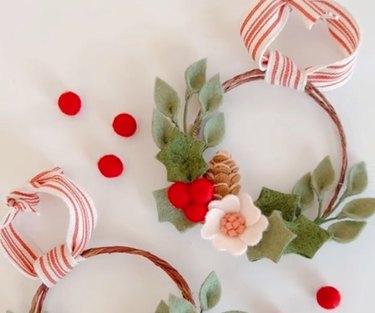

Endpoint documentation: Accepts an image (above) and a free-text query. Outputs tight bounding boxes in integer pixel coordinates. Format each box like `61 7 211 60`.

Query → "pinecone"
204 151 241 200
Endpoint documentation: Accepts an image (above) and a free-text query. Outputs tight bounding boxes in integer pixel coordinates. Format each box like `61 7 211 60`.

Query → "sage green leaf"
344 162 368 197
292 173 314 209
328 220 366 243
155 300 170 313
168 295 196 313
185 59 207 94
152 110 178 148
255 187 300 222
199 271 221 310
285 215 331 258
153 188 195 232
198 74 223 115
311 156 335 194
155 77 180 119
338 198 375 220
247 211 296 263
203 113 225 148
156 131 208 182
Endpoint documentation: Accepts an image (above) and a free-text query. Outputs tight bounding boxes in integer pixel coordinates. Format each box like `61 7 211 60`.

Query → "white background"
0 0 374 312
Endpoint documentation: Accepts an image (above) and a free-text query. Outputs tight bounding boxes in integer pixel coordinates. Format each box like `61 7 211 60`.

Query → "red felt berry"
98 154 124 178
191 178 214 204
167 182 191 209
58 91 82 116
316 286 341 310
183 203 208 223
112 113 137 137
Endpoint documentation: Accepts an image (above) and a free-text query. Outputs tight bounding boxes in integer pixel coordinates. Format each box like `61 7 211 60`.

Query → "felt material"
292 172 314 209
328 220 366 243
316 286 341 310
239 194 261 226
185 58 207 94
198 74 223 115
154 77 180 120
155 300 170 313
168 294 195 313
212 233 248 256
208 194 240 213
167 182 191 209
239 216 268 246
311 156 335 194
338 198 375 220
112 113 137 137
199 271 221 311
97 154 124 178
58 91 81 116
343 162 368 197
203 112 225 148
191 178 214 204
152 109 179 149
201 209 225 239
183 203 208 223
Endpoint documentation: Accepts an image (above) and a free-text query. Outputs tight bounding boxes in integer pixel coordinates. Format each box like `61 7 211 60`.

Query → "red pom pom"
167 182 191 209
191 178 214 204
112 113 137 137
184 203 208 223
58 91 81 116
316 286 341 310
98 154 124 178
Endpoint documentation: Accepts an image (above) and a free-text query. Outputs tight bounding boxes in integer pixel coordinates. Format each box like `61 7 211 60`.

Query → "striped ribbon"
0 167 97 287
241 0 361 91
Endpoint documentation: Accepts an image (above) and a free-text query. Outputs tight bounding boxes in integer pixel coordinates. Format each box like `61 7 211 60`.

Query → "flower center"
220 212 246 237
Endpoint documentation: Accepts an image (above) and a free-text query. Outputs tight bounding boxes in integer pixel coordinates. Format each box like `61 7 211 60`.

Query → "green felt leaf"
328 220 366 243
156 131 208 182
285 215 331 258
155 77 180 120
255 187 300 222
344 162 368 197
152 110 178 148
203 113 225 148
155 300 170 313
247 211 297 263
338 198 375 220
153 188 195 232
311 156 335 194
198 74 223 115
185 59 207 94
292 172 314 209
169 295 196 313
199 271 221 311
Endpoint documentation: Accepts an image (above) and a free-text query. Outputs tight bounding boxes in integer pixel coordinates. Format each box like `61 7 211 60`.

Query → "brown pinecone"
204 151 241 200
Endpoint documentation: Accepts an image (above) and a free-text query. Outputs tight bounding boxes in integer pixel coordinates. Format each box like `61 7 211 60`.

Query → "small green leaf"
203 113 225 148
292 173 314 209
168 295 196 313
155 300 170 313
199 271 221 310
185 59 207 94
344 162 368 197
153 188 195 232
338 198 375 220
152 110 178 148
328 220 367 243
155 78 180 119
198 74 223 115
311 156 335 194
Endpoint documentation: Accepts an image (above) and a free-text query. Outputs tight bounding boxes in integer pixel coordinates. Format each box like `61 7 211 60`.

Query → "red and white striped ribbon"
241 0 361 91
0 167 97 287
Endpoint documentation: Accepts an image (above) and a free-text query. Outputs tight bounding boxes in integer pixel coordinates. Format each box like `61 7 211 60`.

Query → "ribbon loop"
6 191 40 214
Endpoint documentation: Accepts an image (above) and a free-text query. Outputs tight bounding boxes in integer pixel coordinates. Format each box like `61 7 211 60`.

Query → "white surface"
0 0 374 312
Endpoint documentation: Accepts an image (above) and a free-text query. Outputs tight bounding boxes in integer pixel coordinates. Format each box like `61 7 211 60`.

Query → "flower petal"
201 209 225 240
239 215 269 246
208 194 240 213
212 234 248 256
239 193 261 226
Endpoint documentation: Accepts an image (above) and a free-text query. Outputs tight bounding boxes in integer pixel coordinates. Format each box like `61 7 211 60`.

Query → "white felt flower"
201 194 269 256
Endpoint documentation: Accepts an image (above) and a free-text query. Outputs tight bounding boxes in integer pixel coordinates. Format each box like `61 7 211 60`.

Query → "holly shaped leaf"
343 162 368 197
168 295 196 313
328 221 367 243
338 198 375 220
292 172 314 209
155 300 170 313
199 271 221 311
185 59 207 94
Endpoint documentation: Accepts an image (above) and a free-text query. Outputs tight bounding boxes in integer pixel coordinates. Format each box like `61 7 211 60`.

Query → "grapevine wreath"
152 0 375 262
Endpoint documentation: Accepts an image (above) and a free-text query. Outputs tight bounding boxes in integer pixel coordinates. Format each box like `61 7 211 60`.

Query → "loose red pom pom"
58 91 82 116
316 286 341 310
112 113 137 137
183 203 208 223
167 182 191 209
191 178 214 204
98 154 124 178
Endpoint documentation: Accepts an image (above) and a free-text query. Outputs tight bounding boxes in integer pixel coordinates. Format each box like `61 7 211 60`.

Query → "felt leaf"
155 78 180 119
292 173 314 209
247 211 297 263
199 271 221 310
285 215 331 258
311 156 335 194
344 162 368 197
155 300 170 313
185 59 207 94
338 198 375 220
157 131 208 182
199 74 223 115
168 295 196 313
152 110 178 148
328 221 366 243
153 188 195 232
255 187 300 222
203 113 225 148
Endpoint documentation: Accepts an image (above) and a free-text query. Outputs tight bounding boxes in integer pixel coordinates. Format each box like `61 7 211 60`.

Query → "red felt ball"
112 113 137 137
316 286 341 310
190 178 214 204
167 182 191 209
58 91 82 116
183 203 208 223
98 154 124 178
